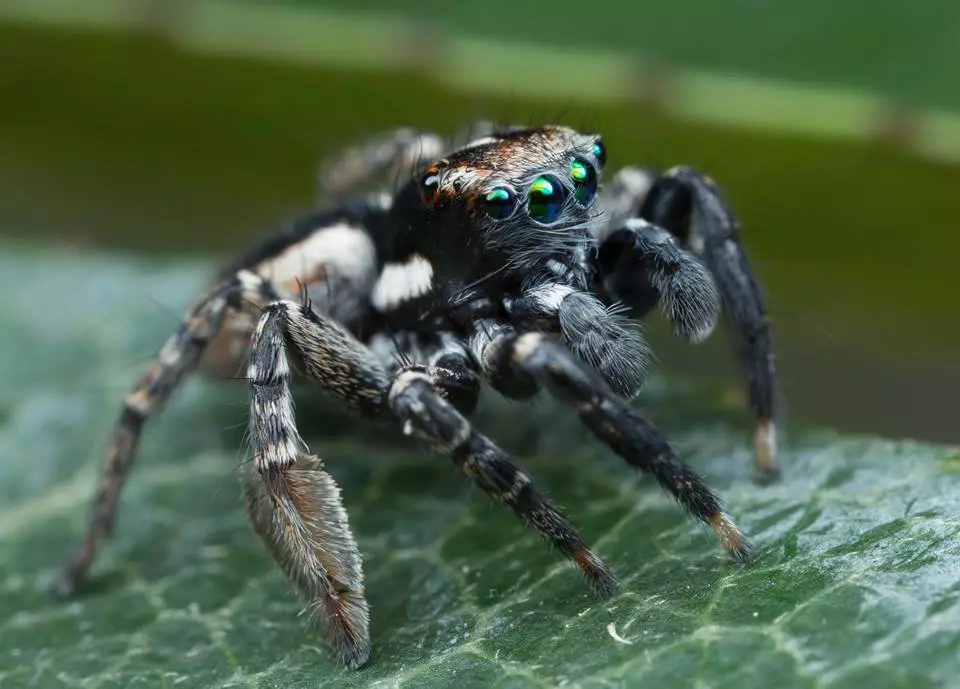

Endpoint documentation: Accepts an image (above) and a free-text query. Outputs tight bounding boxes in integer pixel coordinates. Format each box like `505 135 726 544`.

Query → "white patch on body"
236 269 262 292
616 167 654 200
256 223 378 290
371 254 434 311
254 222 379 323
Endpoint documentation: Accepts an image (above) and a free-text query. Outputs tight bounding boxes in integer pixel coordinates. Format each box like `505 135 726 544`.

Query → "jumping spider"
52 123 777 669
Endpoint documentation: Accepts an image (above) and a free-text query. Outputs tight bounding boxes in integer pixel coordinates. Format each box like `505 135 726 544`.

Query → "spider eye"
592 139 607 168
481 186 517 220
420 169 440 204
570 158 598 206
527 175 565 224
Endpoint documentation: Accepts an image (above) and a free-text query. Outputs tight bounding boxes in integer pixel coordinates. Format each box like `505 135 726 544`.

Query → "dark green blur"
240 0 960 110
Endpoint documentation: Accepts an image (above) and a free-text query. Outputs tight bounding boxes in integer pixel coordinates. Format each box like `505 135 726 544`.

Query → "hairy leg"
242 454 368 668
388 367 618 596
317 127 447 201
596 217 721 343
596 166 657 241
504 283 651 399
52 271 278 597
245 300 388 668
472 321 751 561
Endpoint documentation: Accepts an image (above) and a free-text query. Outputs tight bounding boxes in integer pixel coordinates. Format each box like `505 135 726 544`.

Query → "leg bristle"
312 588 372 670
572 545 619 598
708 513 752 563
243 458 371 669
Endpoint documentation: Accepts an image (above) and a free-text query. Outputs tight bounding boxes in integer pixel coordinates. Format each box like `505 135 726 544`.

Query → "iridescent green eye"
571 160 588 182
592 139 607 168
527 175 565 224
481 186 517 220
570 157 598 206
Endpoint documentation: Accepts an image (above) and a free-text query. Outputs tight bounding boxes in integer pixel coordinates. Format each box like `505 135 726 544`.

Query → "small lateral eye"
592 139 607 168
570 158 598 206
527 175 565 224
481 186 517 220
420 169 441 204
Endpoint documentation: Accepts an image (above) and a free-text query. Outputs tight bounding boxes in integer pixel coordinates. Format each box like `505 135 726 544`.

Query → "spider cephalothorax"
52 122 778 669
407 126 603 265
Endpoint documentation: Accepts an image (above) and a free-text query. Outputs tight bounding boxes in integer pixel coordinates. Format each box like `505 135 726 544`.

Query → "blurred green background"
1 1 957 445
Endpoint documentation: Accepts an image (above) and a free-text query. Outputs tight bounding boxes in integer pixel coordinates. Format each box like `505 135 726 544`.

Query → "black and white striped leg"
473 323 751 562
388 368 618 596
596 217 721 342
242 454 369 669
52 271 278 598
640 166 778 480
245 300 389 668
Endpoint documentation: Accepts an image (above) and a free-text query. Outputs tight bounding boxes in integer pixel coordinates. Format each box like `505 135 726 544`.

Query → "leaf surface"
1 250 958 688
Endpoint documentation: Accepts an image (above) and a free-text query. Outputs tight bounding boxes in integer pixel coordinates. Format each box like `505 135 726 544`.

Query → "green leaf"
1 249 958 689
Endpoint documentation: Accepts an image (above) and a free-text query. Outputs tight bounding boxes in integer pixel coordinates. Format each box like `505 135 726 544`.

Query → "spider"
51 123 777 669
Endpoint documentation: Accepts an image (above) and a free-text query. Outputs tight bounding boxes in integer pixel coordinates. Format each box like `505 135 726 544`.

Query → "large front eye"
481 186 518 220
527 175 565 224
570 158 598 206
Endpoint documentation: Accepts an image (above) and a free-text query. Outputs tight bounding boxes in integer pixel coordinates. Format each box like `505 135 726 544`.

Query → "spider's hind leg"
52 271 279 597
640 167 778 480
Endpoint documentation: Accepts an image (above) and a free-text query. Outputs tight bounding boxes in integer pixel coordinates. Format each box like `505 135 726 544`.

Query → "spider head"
395 126 607 284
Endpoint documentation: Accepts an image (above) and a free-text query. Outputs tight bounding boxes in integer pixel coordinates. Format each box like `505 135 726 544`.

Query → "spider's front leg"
52 270 279 597
600 166 779 480
472 321 751 562
244 302 379 668
246 299 617 668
